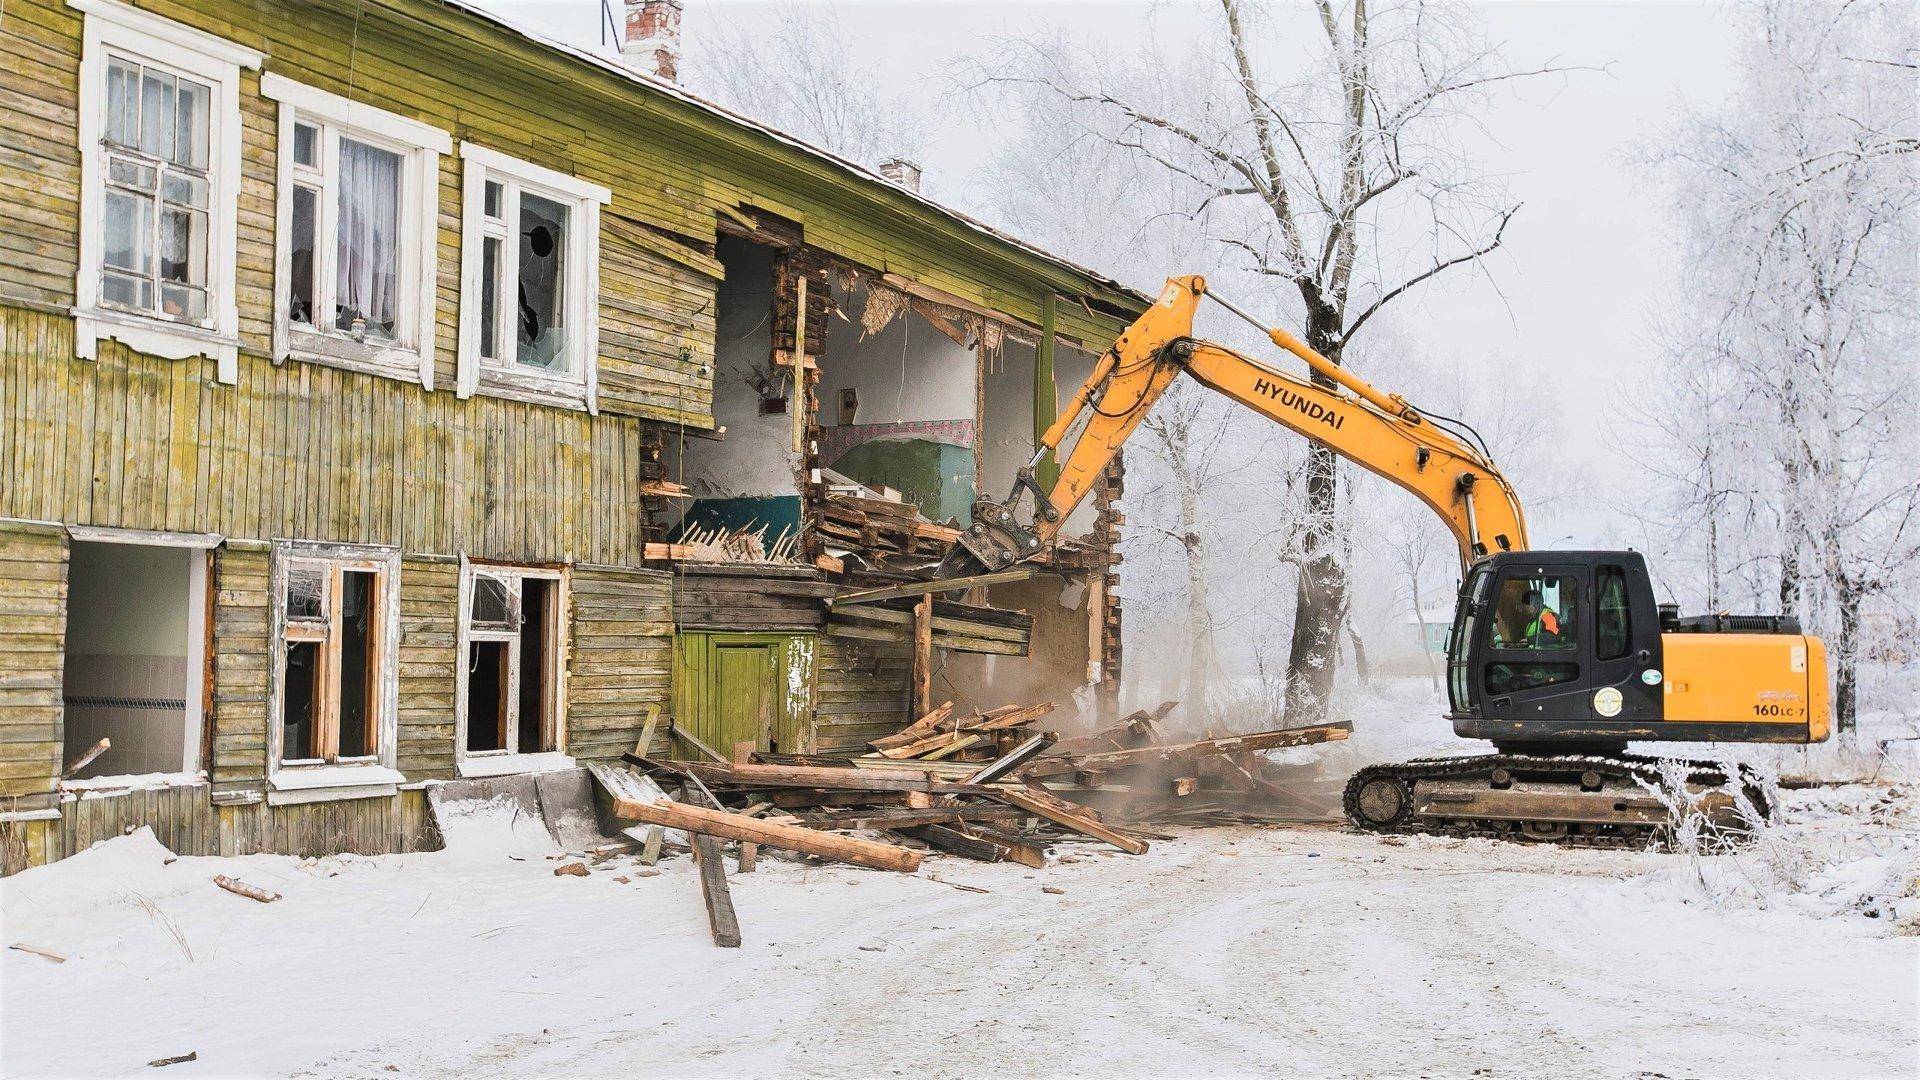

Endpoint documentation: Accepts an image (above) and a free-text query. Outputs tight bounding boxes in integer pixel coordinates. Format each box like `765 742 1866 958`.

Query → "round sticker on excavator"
1593 687 1624 718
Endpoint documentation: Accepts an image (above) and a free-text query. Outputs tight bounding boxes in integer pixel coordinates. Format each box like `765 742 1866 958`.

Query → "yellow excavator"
939 276 1829 845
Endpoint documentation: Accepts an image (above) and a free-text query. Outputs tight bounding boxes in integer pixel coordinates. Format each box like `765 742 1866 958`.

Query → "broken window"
276 551 392 765
456 144 610 408
461 567 564 762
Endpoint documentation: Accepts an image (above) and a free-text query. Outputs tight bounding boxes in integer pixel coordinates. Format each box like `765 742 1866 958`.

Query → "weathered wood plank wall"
0 784 441 875
0 521 67 809
812 631 913 756
568 565 675 761
1 312 657 564
0 0 719 424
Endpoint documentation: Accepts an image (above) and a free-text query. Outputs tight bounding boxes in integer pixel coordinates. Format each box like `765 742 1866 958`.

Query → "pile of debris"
585 700 1348 947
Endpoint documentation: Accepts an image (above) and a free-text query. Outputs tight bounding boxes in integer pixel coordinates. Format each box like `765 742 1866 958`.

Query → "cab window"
1596 566 1630 660
1488 574 1576 651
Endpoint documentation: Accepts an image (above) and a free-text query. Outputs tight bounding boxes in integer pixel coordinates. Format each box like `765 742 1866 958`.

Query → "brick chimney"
878 158 922 193
622 0 682 83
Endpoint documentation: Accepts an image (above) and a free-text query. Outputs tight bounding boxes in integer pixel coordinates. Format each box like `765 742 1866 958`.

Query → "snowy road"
2 814 1913 1078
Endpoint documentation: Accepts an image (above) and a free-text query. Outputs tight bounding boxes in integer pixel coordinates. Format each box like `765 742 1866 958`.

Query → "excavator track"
1342 752 1773 849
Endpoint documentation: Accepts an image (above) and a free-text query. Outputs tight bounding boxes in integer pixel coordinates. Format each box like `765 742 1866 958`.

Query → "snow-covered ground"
4 785 1914 1079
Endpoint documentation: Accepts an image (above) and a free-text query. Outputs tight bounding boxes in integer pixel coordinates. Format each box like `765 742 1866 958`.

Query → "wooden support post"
912 594 933 721
791 274 808 454
733 741 759 873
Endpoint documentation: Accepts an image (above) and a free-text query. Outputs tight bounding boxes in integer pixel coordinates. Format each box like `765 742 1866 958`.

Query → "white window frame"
266 541 403 804
262 73 447 388
70 0 262 384
454 557 572 777
456 142 609 414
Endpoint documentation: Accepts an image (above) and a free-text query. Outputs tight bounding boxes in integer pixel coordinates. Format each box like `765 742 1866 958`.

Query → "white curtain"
335 138 401 338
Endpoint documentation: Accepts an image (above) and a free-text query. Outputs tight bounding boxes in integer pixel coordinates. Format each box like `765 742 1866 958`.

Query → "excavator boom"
950 277 1526 577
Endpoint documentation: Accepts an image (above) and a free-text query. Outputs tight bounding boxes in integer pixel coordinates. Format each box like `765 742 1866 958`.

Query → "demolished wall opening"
666 233 805 562
819 275 979 525
62 541 202 779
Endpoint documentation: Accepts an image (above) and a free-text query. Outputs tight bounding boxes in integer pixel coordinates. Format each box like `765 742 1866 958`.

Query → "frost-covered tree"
679 1 928 172
968 0 1563 723
1640 0 1919 731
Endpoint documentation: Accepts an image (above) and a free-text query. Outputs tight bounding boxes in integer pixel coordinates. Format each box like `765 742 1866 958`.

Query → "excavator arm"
949 276 1528 575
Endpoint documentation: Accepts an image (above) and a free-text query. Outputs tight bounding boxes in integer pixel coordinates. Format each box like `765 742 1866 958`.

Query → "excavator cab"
1446 550 1827 751
1446 551 1664 751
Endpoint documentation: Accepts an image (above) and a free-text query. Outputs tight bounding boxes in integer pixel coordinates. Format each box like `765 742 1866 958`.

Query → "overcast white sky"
483 0 1743 547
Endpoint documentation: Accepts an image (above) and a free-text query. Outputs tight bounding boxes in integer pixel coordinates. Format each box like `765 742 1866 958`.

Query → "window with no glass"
459 565 567 768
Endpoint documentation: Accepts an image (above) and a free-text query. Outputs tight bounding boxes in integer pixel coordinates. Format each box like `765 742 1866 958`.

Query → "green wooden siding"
0 308 655 565
0 782 442 875
209 542 270 797
674 631 815 756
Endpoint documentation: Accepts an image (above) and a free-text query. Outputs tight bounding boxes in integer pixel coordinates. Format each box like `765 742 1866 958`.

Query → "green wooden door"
675 632 816 756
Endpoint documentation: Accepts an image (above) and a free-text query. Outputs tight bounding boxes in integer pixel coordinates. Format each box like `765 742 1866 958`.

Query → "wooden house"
0 0 1144 870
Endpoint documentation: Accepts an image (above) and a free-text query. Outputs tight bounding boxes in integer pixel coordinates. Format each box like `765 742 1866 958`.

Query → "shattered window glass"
285 565 327 623
470 574 519 629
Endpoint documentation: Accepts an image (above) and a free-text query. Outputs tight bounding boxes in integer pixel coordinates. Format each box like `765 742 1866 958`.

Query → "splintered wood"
592 697 1346 948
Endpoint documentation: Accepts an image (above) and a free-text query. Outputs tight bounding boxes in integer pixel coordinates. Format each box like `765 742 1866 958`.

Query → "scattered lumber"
787 806 1027 831
1045 702 1176 757
963 732 1056 785
1022 723 1351 780
988 784 1149 854
680 760 997 796
610 795 924 873
147 1052 197 1068
212 876 280 903
607 694 1349 950
8 943 65 963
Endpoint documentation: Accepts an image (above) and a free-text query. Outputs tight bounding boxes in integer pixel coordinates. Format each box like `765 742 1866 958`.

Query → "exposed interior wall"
62 542 194 778
818 278 978 522
979 336 1036 508
940 573 1098 728
978 336 1103 537
667 235 801 542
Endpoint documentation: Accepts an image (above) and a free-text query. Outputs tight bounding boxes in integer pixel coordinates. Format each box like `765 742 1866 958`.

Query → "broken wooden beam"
987 785 1149 855
1022 723 1352 780
212 875 280 903
962 732 1057 785
1045 701 1177 757
680 760 998 796
789 806 1027 831
827 567 1046 607
869 701 956 751
688 833 742 948
60 737 111 779
611 795 923 873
